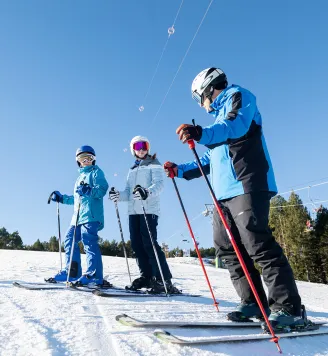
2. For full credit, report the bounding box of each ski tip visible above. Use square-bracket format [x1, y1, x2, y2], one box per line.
[153, 329, 182, 344]
[115, 314, 137, 326]
[115, 314, 128, 322]
[154, 329, 171, 339]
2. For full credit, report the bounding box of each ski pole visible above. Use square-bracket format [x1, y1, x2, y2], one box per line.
[169, 176, 219, 311]
[48, 191, 63, 271]
[186, 138, 281, 353]
[140, 201, 169, 297]
[111, 188, 132, 284]
[66, 182, 83, 286]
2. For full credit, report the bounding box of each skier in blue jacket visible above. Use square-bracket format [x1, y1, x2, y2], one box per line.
[48, 145, 109, 285]
[164, 68, 307, 332]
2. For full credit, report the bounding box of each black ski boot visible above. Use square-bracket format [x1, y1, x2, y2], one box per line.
[262, 305, 318, 333]
[149, 278, 182, 294]
[125, 276, 151, 291]
[100, 280, 113, 289]
[227, 302, 270, 322]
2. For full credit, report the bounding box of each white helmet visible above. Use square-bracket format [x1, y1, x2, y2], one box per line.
[191, 67, 227, 105]
[130, 135, 151, 156]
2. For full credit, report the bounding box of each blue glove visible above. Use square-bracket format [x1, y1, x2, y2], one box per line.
[51, 191, 63, 203]
[76, 184, 92, 197]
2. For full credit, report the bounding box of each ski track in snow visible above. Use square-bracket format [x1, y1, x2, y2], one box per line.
[1, 250, 328, 356]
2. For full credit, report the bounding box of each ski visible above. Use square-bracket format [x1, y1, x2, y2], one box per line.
[13, 281, 95, 292]
[13, 281, 118, 292]
[93, 289, 201, 298]
[115, 314, 327, 329]
[116, 314, 264, 327]
[154, 327, 328, 345]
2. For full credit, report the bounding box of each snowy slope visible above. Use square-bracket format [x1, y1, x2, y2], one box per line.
[1, 250, 328, 356]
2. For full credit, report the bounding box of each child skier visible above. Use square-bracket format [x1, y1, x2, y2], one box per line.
[48, 145, 109, 286]
[109, 136, 178, 293]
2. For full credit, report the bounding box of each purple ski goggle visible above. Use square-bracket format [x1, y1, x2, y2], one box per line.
[133, 141, 149, 151]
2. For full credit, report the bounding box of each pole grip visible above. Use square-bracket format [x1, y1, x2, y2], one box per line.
[187, 140, 195, 149]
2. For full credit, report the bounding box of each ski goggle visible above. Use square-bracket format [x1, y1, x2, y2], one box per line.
[192, 90, 203, 105]
[77, 153, 96, 164]
[133, 141, 149, 151]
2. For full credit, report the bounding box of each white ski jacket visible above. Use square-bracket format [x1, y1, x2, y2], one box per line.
[119, 155, 164, 216]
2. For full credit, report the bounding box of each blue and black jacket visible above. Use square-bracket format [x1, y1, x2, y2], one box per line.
[177, 85, 277, 201]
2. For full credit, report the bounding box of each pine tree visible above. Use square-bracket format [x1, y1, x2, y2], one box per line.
[269, 193, 310, 281]
[282, 192, 310, 280]
[0, 227, 10, 249]
[269, 195, 289, 255]
[49, 236, 59, 252]
[303, 207, 328, 284]
[7, 231, 23, 249]
[32, 239, 44, 251]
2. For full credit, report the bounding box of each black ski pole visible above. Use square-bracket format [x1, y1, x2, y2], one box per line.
[66, 182, 83, 286]
[48, 191, 63, 271]
[140, 201, 169, 296]
[185, 136, 281, 353]
[111, 188, 132, 284]
[170, 177, 219, 311]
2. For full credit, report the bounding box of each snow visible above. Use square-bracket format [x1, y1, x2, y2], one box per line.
[1, 250, 328, 356]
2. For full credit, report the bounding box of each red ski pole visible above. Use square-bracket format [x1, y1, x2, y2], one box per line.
[169, 174, 219, 311]
[186, 139, 281, 353]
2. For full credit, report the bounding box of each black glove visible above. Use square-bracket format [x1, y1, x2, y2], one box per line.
[133, 185, 149, 200]
[109, 187, 120, 203]
[176, 124, 203, 143]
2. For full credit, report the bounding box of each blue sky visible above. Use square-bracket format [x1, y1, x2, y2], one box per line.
[1, 0, 327, 249]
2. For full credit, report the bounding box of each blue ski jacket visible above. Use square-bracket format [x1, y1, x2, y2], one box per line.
[62, 165, 109, 230]
[177, 85, 277, 201]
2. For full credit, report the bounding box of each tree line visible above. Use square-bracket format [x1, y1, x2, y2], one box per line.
[1, 192, 327, 284]
[0, 228, 135, 257]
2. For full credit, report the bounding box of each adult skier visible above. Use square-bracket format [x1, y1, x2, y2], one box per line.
[48, 145, 109, 285]
[164, 68, 306, 331]
[109, 136, 177, 293]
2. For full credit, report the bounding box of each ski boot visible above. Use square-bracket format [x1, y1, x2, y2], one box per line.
[149, 278, 182, 295]
[100, 280, 113, 289]
[45, 262, 81, 283]
[227, 302, 270, 322]
[262, 305, 318, 333]
[71, 274, 103, 287]
[125, 276, 151, 291]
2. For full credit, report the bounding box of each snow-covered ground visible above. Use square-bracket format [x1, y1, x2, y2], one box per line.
[1, 250, 328, 356]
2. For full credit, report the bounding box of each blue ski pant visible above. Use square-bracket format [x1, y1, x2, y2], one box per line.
[129, 214, 172, 280]
[64, 222, 103, 280]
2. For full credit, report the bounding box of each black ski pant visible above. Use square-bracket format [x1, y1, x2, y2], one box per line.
[129, 214, 172, 280]
[213, 192, 301, 315]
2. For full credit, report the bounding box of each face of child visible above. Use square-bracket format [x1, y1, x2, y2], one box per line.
[134, 149, 148, 159]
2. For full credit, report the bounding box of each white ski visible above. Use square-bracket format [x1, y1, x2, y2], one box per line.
[153, 327, 328, 345]
[116, 313, 265, 328]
